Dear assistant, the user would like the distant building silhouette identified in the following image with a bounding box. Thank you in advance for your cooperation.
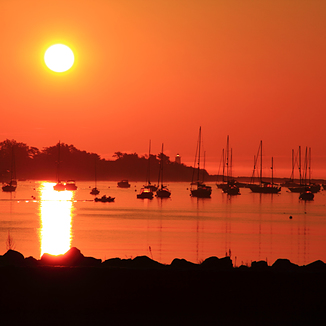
[175,153,181,164]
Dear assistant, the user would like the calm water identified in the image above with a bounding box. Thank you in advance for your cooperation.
[0,181,325,266]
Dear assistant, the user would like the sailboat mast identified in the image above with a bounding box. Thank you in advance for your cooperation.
[159,143,164,187]
[147,140,151,184]
[203,151,206,183]
[230,148,233,180]
[197,127,201,182]
[304,147,308,185]
[226,135,229,182]
[291,149,294,181]
[299,146,302,185]
[260,140,263,184]
[222,148,225,183]
[10,145,15,182]
[57,141,61,183]
[94,156,97,187]
[271,157,274,186]
[309,147,311,184]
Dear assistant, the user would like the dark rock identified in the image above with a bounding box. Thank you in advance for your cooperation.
[251,260,269,271]
[237,264,250,271]
[25,256,39,267]
[271,258,300,271]
[40,247,98,266]
[304,260,326,272]
[0,250,25,266]
[81,256,102,266]
[102,257,132,268]
[200,256,233,270]
[132,255,165,269]
[62,247,84,265]
[170,258,198,270]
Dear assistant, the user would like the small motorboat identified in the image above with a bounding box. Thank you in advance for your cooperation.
[2,180,17,192]
[90,187,100,195]
[117,180,131,188]
[299,190,314,201]
[137,188,153,199]
[65,180,77,191]
[94,195,115,202]
[156,186,171,198]
[53,182,65,191]
[191,182,212,198]
[223,182,240,196]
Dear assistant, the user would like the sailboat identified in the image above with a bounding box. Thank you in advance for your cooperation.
[248,141,281,194]
[144,140,158,192]
[298,147,314,201]
[222,136,240,196]
[156,144,171,198]
[288,147,320,194]
[216,148,226,189]
[53,141,65,191]
[190,127,212,198]
[2,146,17,192]
[90,157,100,195]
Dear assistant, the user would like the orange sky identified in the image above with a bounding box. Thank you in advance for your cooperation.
[1,0,326,178]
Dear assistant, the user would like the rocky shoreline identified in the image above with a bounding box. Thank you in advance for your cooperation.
[1,248,325,325]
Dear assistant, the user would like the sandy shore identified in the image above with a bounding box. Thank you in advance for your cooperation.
[1,249,325,325]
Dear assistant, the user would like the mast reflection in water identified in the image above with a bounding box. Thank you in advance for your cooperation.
[38,182,74,256]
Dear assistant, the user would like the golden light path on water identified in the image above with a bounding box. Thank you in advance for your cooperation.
[38,182,74,256]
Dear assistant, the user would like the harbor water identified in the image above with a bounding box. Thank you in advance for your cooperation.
[0,181,325,266]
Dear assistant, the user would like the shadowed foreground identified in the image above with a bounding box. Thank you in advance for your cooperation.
[0,248,325,325]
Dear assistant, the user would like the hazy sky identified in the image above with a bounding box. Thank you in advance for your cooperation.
[1,0,326,178]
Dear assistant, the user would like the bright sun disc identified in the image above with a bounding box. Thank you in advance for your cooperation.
[44,44,74,73]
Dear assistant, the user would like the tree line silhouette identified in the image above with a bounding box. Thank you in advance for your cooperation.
[0,139,210,182]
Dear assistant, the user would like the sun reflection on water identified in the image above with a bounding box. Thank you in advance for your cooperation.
[39,182,74,256]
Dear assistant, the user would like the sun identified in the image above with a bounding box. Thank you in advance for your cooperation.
[44,44,75,73]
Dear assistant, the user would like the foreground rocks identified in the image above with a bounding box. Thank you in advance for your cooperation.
[0,248,325,325]
[1,247,326,272]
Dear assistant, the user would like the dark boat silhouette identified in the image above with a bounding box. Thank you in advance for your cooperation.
[2,180,17,192]
[94,195,115,202]
[222,136,240,196]
[156,144,171,198]
[287,146,320,194]
[143,140,158,192]
[65,180,77,191]
[248,141,281,194]
[53,142,65,191]
[90,187,100,195]
[53,182,65,191]
[299,189,314,201]
[137,187,154,199]
[90,157,100,195]
[2,146,17,192]
[190,127,212,198]
[117,180,131,188]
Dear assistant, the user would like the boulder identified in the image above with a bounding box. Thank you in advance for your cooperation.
[304,260,326,272]
[170,258,198,270]
[81,256,102,266]
[0,250,25,266]
[102,257,132,268]
[251,260,269,271]
[132,256,165,269]
[40,247,95,266]
[25,256,40,267]
[200,256,233,270]
[271,259,300,272]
